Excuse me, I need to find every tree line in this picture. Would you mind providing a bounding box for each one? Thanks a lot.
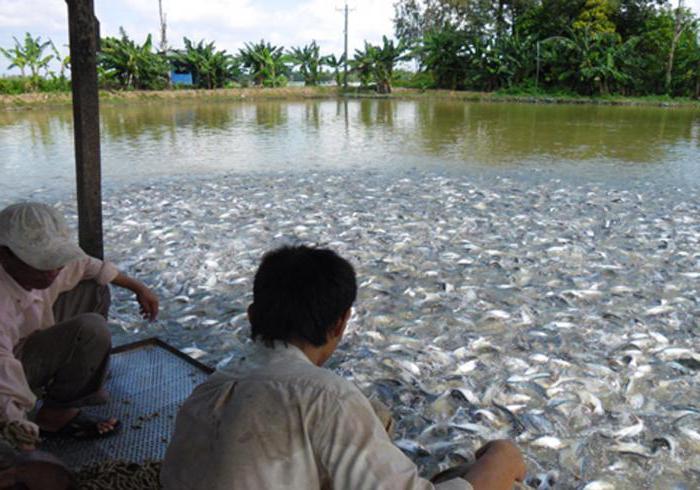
[396,0,700,97]
[0,29,388,94]
[2,0,699,98]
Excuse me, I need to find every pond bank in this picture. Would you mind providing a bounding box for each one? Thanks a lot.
[2,86,700,111]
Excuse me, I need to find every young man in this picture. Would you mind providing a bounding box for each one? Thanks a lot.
[161,245,526,489]
[0,202,159,447]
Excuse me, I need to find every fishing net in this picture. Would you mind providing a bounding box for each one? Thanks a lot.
[75,460,162,490]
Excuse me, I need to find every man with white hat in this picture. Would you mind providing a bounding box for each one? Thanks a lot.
[0,202,159,448]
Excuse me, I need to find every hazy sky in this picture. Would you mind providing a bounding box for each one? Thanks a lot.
[1,0,699,74]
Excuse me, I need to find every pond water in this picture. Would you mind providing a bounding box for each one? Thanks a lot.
[1,99,699,488]
[0,98,699,202]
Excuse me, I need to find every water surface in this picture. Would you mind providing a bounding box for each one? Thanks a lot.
[1,99,699,202]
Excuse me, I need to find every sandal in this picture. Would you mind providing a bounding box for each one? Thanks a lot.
[40,412,121,440]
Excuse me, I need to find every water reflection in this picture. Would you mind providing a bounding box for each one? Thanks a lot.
[411,101,700,165]
[255,102,287,129]
[0,109,72,148]
[304,102,320,129]
[1,98,699,201]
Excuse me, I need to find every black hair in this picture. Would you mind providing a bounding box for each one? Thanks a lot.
[250,245,357,347]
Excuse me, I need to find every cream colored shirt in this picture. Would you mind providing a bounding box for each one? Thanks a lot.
[161,342,472,490]
[0,258,118,431]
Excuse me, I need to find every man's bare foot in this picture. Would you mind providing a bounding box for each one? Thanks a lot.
[35,406,118,435]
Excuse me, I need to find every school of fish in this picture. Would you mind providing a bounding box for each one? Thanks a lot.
[51,169,699,489]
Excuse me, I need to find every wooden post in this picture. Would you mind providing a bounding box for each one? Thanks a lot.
[66,0,103,259]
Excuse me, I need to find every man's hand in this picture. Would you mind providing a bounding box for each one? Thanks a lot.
[111,273,160,321]
[461,439,527,490]
[136,286,159,321]
[475,440,527,482]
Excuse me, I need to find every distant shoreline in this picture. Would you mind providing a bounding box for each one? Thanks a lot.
[2,86,700,111]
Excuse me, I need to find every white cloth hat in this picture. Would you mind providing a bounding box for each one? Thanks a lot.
[0,202,87,270]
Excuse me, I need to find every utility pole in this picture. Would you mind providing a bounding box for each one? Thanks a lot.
[158,0,168,52]
[336,2,354,90]
[343,2,349,89]
[666,0,687,94]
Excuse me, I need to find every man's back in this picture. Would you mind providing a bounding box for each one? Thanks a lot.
[161,341,464,490]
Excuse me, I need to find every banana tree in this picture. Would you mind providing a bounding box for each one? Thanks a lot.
[50,42,71,80]
[239,41,288,87]
[370,36,408,94]
[417,25,469,90]
[288,41,322,86]
[321,53,345,86]
[0,33,54,89]
[171,38,237,89]
[99,28,169,89]
[351,43,375,88]
[553,29,629,95]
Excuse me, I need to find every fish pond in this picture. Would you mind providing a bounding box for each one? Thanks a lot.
[1,99,699,489]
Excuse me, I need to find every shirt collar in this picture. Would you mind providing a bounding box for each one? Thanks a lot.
[264,340,315,365]
[0,264,42,309]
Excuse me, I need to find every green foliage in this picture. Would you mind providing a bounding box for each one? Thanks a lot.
[394,0,700,97]
[99,28,169,90]
[288,41,322,86]
[417,25,469,90]
[4,3,699,99]
[171,38,238,89]
[0,75,71,94]
[351,36,408,93]
[393,69,436,89]
[0,76,30,94]
[239,41,289,87]
[573,0,616,34]
[0,33,55,91]
[321,53,346,86]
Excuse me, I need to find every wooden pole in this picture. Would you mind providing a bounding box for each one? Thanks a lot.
[66,0,103,259]
[343,2,349,90]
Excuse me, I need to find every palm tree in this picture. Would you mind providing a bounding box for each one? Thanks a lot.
[239,41,288,87]
[288,41,322,86]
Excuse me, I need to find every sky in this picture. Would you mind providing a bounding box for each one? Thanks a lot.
[1,0,699,75]
[0,0,395,72]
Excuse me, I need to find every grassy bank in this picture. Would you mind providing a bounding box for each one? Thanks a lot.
[2,86,700,111]
[366,88,700,108]
[0,86,340,110]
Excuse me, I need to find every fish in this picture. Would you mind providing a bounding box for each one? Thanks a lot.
[34,168,699,489]
[530,436,566,450]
